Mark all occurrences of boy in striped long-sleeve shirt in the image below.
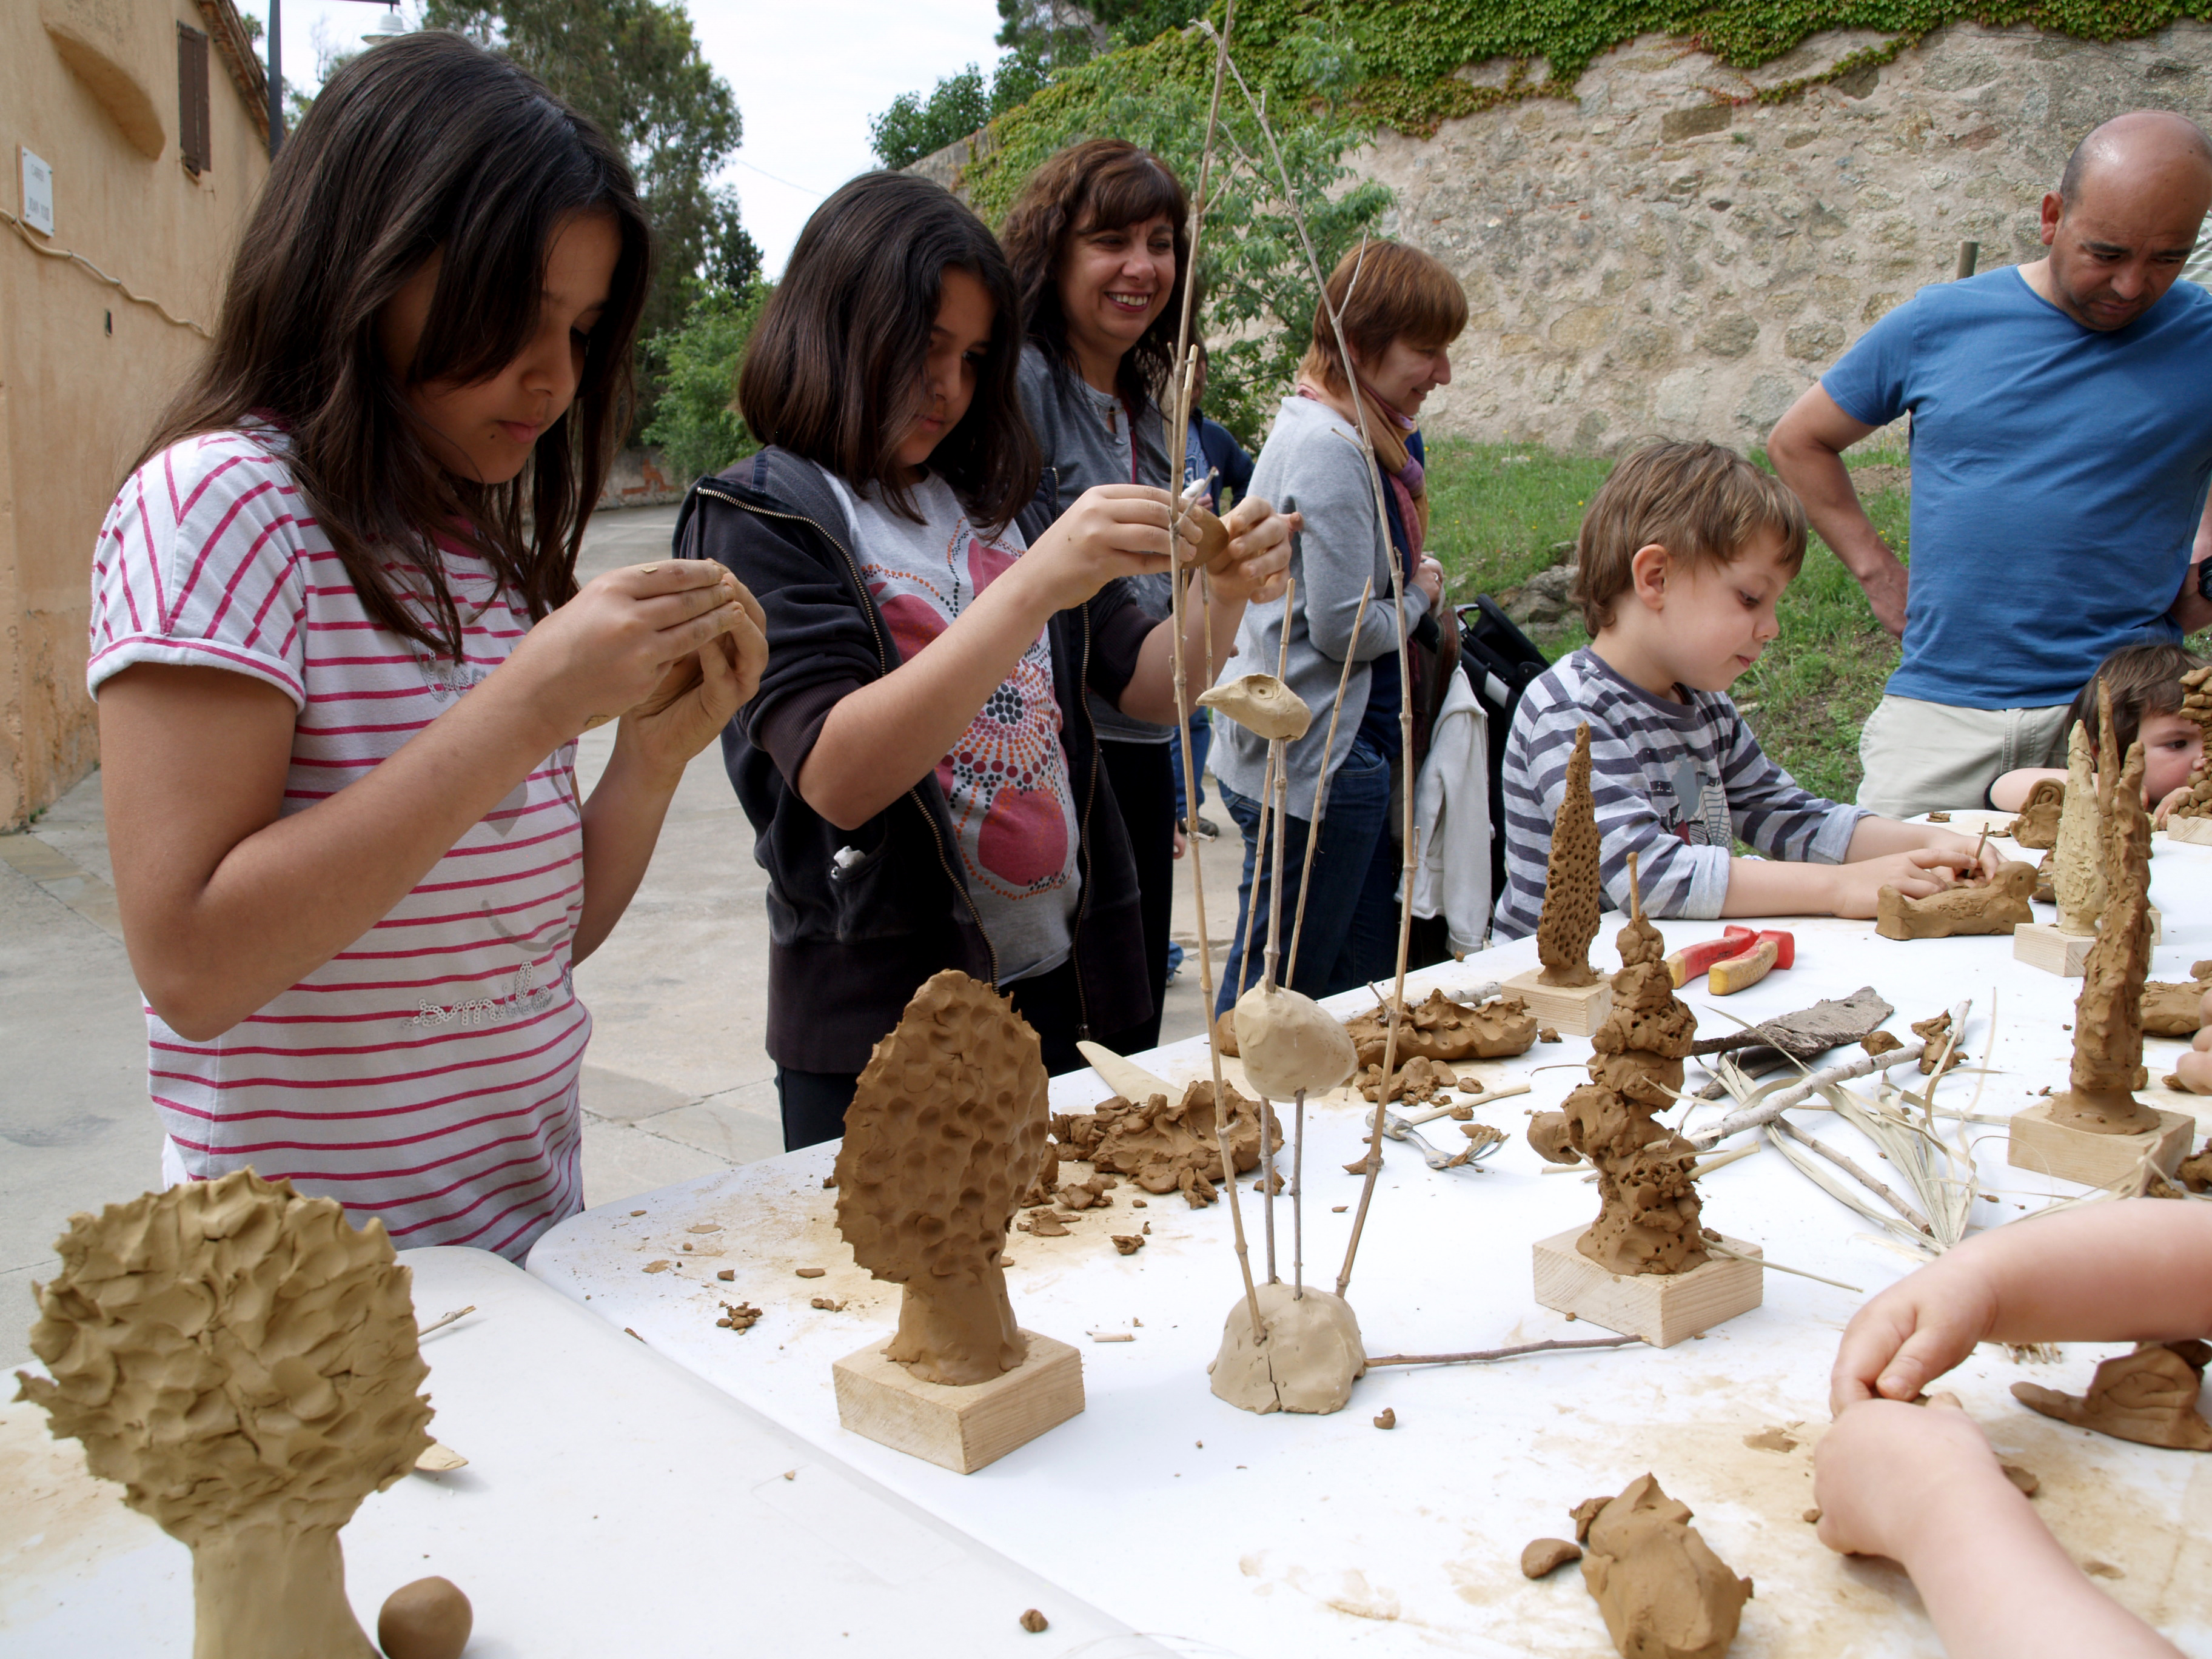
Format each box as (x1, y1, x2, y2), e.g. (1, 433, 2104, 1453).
(1494, 441, 1996, 939)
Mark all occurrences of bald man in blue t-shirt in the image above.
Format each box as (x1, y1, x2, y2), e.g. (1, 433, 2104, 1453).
(1771, 111, 2212, 819)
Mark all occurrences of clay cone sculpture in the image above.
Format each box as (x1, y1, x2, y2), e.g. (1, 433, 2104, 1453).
(835, 970, 1050, 1384)
(1529, 900, 1708, 1275)
(2013, 1341, 2212, 1450)
(1580, 1473, 1753, 1659)
(1207, 1281, 1366, 1415)
(1537, 723, 1602, 988)
(15, 1171, 434, 1659)
(1198, 674, 1313, 742)
(2051, 740, 2158, 1137)
(2052, 722, 2102, 937)
(1233, 982, 1357, 1101)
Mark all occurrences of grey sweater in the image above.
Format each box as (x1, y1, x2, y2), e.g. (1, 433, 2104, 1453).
(1212, 394, 1429, 816)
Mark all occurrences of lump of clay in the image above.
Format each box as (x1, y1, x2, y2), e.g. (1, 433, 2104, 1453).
(1874, 859, 2036, 939)
(1531, 903, 1709, 1276)
(1345, 990, 1538, 1067)
(13, 1171, 434, 1659)
(1580, 1473, 1752, 1659)
(1235, 982, 1358, 1100)
(1537, 723, 1602, 988)
(2013, 1341, 2212, 1450)
(835, 970, 1050, 1385)
(1051, 1080, 1272, 1207)
(378, 1577, 473, 1659)
(2011, 776, 2065, 850)
(1358, 1054, 1460, 1105)
(1213, 1008, 1240, 1057)
(1198, 673, 1313, 742)
(1523, 1537, 1584, 1578)
(1206, 1281, 1366, 1415)
(2142, 978, 2211, 1038)
(2049, 740, 2159, 1137)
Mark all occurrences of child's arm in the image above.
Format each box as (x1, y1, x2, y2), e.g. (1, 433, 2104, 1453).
(1815, 1396, 2182, 1659)
(102, 563, 755, 1039)
(797, 485, 1187, 830)
(1118, 496, 1296, 723)
(1990, 766, 2065, 811)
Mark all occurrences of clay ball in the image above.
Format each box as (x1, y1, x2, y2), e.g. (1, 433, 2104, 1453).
(378, 1576, 472, 1659)
(1233, 984, 1357, 1100)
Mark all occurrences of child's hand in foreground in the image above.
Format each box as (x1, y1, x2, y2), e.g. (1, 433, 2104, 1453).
(1824, 847, 1983, 919)
(2177, 990, 2212, 1094)
(1814, 1394, 2011, 1563)
(1830, 1249, 1997, 1410)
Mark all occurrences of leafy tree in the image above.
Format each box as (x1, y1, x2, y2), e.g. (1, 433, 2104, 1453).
(868, 55, 1048, 170)
(639, 280, 772, 483)
(422, 0, 761, 419)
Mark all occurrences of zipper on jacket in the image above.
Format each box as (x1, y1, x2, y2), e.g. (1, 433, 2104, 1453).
(1068, 600, 1098, 1041)
(695, 481, 1002, 988)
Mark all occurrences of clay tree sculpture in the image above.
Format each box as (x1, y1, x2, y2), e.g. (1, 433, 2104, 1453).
(1537, 723, 1602, 987)
(2053, 721, 2104, 937)
(1527, 859, 1710, 1275)
(1578, 1473, 1754, 1659)
(834, 969, 1050, 1385)
(2050, 740, 2159, 1138)
(15, 1171, 435, 1659)
(2011, 776, 2066, 850)
(2013, 1341, 2212, 1450)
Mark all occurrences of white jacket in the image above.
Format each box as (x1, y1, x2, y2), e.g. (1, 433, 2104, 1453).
(1407, 666, 1490, 956)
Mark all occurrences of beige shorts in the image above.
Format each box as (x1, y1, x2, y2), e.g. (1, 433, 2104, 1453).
(1855, 694, 2071, 819)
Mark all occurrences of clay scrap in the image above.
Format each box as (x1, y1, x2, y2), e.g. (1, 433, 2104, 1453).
(2049, 740, 2159, 1137)
(1874, 859, 2036, 940)
(834, 970, 1049, 1386)
(1527, 897, 1709, 1275)
(1523, 1537, 1584, 1578)
(1579, 1473, 1753, 1659)
(1051, 1080, 1274, 1208)
(1357, 1054, 1462, 1105)
(378, 1577, 473, 1659)
(13, 1170, 434, 1659)
(2011, 776, 2065, 849)
(2013, 1341, 2212, 1450)
(2141, 964, 2212, 1037)
(1346, 989, 1539, 1067)
(1537, 723, 1603, 987)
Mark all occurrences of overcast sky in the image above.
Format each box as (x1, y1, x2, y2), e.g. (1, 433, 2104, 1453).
(233, 0, 1007, 275)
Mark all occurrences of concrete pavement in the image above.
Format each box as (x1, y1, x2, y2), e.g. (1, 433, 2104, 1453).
(0, 504, 1240, 1366)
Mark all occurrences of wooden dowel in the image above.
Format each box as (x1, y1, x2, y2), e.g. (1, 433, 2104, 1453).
(1367, 1334, 1643, 1367)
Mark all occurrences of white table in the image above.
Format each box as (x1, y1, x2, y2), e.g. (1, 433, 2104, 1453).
(526, 825, 2212, 1657)
(2, 1245, 1172, 1657)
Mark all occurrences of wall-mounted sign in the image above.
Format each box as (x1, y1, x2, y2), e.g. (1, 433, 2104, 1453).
(21, 149, 54, 236)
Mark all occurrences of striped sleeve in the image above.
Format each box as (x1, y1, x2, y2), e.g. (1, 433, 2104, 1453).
(1717, 705, 1867, 863)
(88, 433, 312, 705)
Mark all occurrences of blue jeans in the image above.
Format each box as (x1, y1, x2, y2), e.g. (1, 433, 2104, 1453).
(1213, 733, 1398, 1017)
(1169, 709, 1212, 820)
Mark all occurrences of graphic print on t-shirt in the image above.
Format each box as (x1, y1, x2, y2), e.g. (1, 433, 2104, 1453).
(864, 527, 1077, 900)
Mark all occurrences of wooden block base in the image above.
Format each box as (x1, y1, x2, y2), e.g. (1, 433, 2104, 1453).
(2006, 1102, 2193, 1188)
(2013, 922, 2095, 977)
(833, 1330, 1083, 1474)
(1532, 1228, 1762, 1348)
(1502, 970, 1614, 1037)
(2168, 816, 2212, 846)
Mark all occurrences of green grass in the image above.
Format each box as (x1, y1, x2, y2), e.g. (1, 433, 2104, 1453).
(1423, 438, 1911, 804)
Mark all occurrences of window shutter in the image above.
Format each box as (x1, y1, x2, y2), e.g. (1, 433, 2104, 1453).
(178, 24, 211, 176)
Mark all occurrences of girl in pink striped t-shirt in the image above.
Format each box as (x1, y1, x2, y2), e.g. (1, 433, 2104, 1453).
(85, 34, 765, 1260)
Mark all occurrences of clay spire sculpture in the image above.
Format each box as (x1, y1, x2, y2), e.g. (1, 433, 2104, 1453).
(1537, 723, 1601, 988)
(1528, 853, 1711, 1274)
(2049, 739, 2159, 1138)
(834, 970, 1050, 1384)
(2051, 720, 2104, 937)
(15, 1171, 435, 1659)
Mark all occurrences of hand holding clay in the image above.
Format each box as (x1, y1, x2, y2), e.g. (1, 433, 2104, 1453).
(1813, 1395, 2016, 1564)
(1829, 846, 1984, 918)
(1022, 484, 1195, 609)
(1203, 495, 1297, 607)
(618, 579, 769, 785)
(1829, 1256, 1998, 1410)
(508, 558, 755, 736)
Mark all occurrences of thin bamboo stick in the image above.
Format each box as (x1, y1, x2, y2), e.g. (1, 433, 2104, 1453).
(1768, 1115, 1932, 1236)
(1292, 1086, 1307, 1299)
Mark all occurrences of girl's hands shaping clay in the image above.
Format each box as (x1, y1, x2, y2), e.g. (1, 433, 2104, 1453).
(1830, 1256, 1998, 1412)
(1205, 497, 1298, 606)
(1024, 484, 1193, 611)
(620, 577, 768, 785)
(508, 560, 753, 737)
(1814, 1393, 2011, 1564)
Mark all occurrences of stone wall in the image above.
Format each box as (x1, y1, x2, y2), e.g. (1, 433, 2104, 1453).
(1364, 20, 2212, 452)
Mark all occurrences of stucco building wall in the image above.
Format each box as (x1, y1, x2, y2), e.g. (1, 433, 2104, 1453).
(1366, 20, 2212, 452)
(2, 0, 267, 828)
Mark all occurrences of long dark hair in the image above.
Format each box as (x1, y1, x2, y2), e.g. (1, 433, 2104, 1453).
(1000, 139, 1190, 414)
(738, 172, 1036, 531)
(138, 30, 652, 657)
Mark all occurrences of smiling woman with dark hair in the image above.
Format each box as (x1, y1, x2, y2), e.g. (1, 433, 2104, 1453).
(1001, 139, 1200, 1050)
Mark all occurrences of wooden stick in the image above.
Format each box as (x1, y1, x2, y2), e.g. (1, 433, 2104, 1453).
(417, 1304, 476, 1338)
(1768, 1115, 1932, 1235)
(1292, 1086, 1306, 1299)
(1366, 1335, 1643, 1367)
(1703, 1241, 1863, 1295)
(1259, 576, 1296, 996)
(1687, 997, 1971, 1148)
(1284, 577, 1373, 985)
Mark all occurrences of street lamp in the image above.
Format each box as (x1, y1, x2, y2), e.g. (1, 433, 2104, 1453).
(266, 2, 412, 159)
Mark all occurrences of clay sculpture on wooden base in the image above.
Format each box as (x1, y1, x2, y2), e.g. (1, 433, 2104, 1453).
(14, 1171, 436, 1659)
(1578, 1473, 1754, 1659)
(1506, 723, 1615, 1035)
(830, 971, 1084, 1472)
(1874, 859, 2037, 939)
(2013, 1341, 2212, 1450)
(2010, 741, 2194, 1186)
(2010, 776, 2066, 850)
(2017, 724, 2105, 976)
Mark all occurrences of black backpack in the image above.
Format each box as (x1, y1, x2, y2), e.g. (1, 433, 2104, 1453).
(1455, 597, 1551, 907)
